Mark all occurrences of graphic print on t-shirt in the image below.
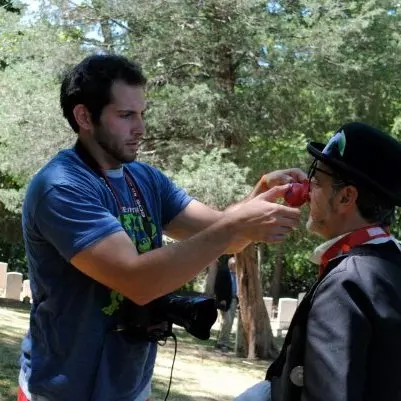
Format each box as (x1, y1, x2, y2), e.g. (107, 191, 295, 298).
(102, 212, 157, 316)
(119, 212, 157, 254)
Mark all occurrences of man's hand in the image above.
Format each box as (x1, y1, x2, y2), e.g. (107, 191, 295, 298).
(226, 184, 301, 244)
(250, 168, 307, 199)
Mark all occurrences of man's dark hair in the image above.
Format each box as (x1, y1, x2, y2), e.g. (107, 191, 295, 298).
(60, 54, 147, 133)
(331, 174, 395, 226)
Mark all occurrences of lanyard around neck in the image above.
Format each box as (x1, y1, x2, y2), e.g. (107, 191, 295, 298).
(74, 141, 147, 218)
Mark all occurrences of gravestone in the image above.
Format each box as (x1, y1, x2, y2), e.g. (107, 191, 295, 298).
(277, 298, 298, 330)
(298, 292, 306, 305)
(6, 272, 23, 300)
(22, 279, 32, 301)
(0, 262, 7, 297)
(263, 296, 273, 319)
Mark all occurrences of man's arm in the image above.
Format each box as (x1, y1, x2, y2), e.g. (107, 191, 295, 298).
(301, 265, 371, 401)
(164, 168, 307, 253)
(71, 185, 301, 305)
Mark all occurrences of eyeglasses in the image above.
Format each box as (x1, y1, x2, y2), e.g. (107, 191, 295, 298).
(307, 159, 352, 188)
(307, 160, 335, 180)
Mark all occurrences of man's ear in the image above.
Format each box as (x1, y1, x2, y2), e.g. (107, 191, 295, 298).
(339, 185, 358, 207)
(72, 104, 93, 131)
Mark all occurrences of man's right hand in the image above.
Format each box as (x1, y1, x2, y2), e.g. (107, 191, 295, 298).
(226, 184, 301, 244)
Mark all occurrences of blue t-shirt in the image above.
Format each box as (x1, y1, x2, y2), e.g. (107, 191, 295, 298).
(20, 148, 192, 401)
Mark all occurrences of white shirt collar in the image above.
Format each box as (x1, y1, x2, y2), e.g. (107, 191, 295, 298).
(310, 228, 400, 265)
(310, 232, 349, 265)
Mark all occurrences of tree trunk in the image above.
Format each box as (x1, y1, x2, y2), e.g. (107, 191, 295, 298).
(257, 243, 265, 273)
(235, 310, 246, 357)
(236, 244, 279, 359)
(203, 260, 218, 296)
(270, 245, 284, 302)
(92, 0, 115, 53)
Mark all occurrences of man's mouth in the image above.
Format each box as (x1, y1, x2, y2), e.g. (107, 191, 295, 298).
(126, 141, 140, 149)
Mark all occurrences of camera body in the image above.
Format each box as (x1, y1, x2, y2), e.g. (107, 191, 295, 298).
(117, 293, 218, 342)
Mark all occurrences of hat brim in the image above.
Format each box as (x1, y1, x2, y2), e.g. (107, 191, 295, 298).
(307, 142, 401, 206)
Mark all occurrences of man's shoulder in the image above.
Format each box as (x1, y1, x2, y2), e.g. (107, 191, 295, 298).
(24, 149, 101, 212)
(320, 242, 401, 294)
(28, 149, 96, 191)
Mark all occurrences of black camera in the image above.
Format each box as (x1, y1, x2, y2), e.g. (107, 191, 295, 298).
(116, 293, 218, 342)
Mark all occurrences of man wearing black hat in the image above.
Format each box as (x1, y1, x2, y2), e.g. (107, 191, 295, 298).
(236, 122, 401, 401)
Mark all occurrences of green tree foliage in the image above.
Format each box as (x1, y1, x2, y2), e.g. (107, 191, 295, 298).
(2, 0, 401, 288)
(168, 148, 251, 209)
(0, 4, 83, 272)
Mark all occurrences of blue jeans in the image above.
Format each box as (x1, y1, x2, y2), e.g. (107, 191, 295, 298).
(234, 380, 271, 401)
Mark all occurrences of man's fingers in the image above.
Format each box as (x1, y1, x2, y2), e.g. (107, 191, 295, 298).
(262, 184, 292, 201)
(262, 168, 308, 192)
(268, 233, 287, 243)
(265, 225, 296, 243)
(285, 168, 308, 182)
(260, 186, 302, 216)
(275, 214, 301, 228)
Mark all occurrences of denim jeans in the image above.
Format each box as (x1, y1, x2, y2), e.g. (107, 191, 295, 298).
(234, 380, 271, 401)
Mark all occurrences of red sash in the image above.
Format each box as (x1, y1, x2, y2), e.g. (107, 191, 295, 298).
(17, 388, 28, 401)
(320, 226, 390, 276)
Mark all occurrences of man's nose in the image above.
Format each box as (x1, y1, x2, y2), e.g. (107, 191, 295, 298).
(132, 117, 145, 136)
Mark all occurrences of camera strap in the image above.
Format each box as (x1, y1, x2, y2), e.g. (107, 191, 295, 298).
(74, 140, 153, 239)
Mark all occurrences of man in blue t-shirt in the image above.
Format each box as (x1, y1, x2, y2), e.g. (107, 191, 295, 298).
(19, 54, 306, 401)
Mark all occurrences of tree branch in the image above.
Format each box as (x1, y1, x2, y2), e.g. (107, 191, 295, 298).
(66, 0, 134, 34)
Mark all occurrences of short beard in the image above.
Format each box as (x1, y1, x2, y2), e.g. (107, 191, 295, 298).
(93, 125, 136, 163)
(306, 193, 337, 238)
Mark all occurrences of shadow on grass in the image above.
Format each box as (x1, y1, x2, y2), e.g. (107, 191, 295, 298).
(152, 375, 221, 401)
(164, 325, 281, 371)
(0, 336, 21, 401)
(0, 305, 284, 401)
(0, 305, 30, 401)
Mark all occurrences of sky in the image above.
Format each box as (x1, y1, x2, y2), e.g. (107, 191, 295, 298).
(20, 0, 103, 42)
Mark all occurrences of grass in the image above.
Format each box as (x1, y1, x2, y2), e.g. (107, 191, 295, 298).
(0, 305, 31, 401)
(0, 306, 275, 401)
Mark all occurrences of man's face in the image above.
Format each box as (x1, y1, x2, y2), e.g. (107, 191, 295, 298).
(306, 161, 343, 239)
(92, 81, 146, 164)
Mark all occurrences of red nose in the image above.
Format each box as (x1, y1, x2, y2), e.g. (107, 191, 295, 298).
(284, 181, 310, 207)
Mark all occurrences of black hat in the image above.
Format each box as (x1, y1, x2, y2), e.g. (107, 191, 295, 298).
(307, 122, 401, 206)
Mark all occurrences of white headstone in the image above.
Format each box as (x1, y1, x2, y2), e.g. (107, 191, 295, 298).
(6, 272, 23, 300)
(298, 292, 306, 305)
(22, 279, 32, 301)
(0, 262, 7, 296)
(277, 298, 298, 330)
(263, 296, 274, 319)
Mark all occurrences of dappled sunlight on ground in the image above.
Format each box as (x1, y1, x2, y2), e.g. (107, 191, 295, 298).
(0, 306, 276, 401)
(154, 326, 270, 400)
